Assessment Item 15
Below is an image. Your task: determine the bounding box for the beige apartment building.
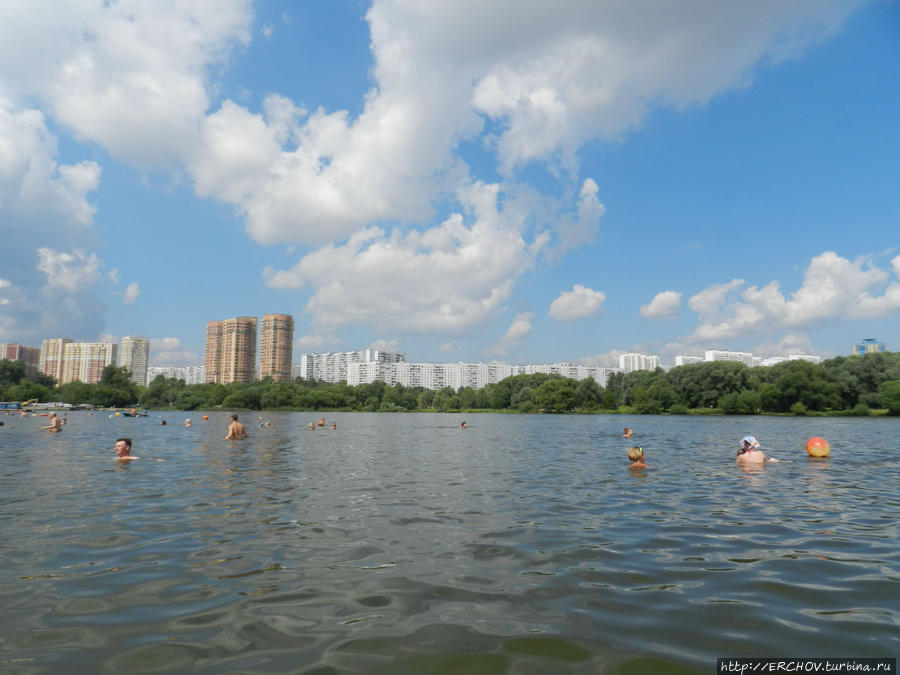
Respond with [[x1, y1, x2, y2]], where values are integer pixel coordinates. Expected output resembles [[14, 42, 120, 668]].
[[205, 316, 258, 384], [39, 338, 74, 383], [60, 342, 118, 385], [259, 314, 294, 382], [205, 321, 223, 384]]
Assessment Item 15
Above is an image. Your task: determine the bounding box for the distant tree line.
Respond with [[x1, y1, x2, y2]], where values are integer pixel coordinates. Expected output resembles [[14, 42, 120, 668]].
[[0, 363, 138, 408], [3, 351, 900, 415]]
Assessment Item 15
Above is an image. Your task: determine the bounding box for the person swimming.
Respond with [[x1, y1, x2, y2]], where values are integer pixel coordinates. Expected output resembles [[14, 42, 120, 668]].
[[623, 427, 633, 438], [627, 445, 647, 468], [736, 435, 779, 467]]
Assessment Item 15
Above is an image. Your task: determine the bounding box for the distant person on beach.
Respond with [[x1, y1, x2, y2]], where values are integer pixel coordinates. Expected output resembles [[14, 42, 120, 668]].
[[225, 413, 248, 440], [736, 435, 779, 467], [40, 412, 63, 433], [115, 437, 138, 461], [623, 427, 633, 438], [627, 446, 647, 469]]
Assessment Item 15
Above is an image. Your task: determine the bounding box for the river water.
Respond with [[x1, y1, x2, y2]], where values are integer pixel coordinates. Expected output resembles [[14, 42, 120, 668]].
[[1, 412, 897, 673]]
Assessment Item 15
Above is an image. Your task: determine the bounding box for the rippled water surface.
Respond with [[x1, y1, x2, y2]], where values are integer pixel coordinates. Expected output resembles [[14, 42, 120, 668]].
[[1, 412, 897, 673]]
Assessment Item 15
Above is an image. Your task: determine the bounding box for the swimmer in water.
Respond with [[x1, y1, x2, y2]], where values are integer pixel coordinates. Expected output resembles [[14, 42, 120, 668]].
[[40, 412, 63, 433], [225, 413, 248, 440], [736, 435, 779, 467], [115, 437, 138, 461], [627, 445, 647, 469], [623, 427, 633, 438]]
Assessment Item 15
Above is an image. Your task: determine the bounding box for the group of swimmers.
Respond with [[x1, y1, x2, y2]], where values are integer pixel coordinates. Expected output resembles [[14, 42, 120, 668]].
[[623, 428, 781, 470]]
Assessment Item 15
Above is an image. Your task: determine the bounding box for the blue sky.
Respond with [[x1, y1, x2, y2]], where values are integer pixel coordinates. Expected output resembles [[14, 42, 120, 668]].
[[1, 0, 898, 367]]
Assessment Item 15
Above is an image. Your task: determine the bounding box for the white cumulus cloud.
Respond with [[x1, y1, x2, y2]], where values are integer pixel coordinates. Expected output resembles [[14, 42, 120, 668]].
[[549, 284, 606, 321], [371, 338, 400, 352], [187, 0, 858, 245], [688, 251, 900, 342], [0, 0, 253, 168], [37, 248, 101, 292], [295, 334, 342, 351], [640, 290, 682, 319], [486, 312, 534, 356], [123, 282, 140, 306], [149, 337, 199, 366], [264, 181, 549, 336]]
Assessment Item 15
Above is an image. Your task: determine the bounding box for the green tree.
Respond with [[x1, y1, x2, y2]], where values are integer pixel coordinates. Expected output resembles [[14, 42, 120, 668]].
[[600, 387, 616, 410], [9, 381, 51, 403], [511, 385, 535, 410], [534, 379, 577, 413], [458, 387, 477, 410], [417, 389, 435, 409], [0, 359, 26, 387], [574, 377, 601, 409], [487, 382, 511, 409], [767, 361, 840, 412], [58, 380, 94, 405], [878, 380, 900, 415]]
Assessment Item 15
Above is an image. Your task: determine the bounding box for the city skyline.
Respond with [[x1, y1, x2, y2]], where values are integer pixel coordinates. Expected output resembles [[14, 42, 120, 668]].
[[5, 327, 889, 384], [1, 2, 898, 368]]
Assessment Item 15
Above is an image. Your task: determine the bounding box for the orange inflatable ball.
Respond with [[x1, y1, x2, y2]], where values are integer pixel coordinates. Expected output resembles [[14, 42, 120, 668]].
[[202, 415, 209, 420], [805, 437, 830, 458]]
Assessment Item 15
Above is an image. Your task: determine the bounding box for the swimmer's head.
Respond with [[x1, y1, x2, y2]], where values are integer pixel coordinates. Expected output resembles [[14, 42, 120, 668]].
[[740, 435, 759, 451], [627, 446, 644, 462]]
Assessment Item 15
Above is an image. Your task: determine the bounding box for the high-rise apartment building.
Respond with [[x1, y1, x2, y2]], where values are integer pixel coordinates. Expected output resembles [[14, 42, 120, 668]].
[[618, 353, 660, 374], [60, 342, 118, 385], [0, 343, 40, 377], [118, 336, 150, 386], [299, 349, 406, 383], [205, 321, 223, 384], [39, 338, 73, 383], [259, 314, 294, 382], [346, 360, 621, 390], [205, 316, 257, 384], [147, 365, 206, 385]]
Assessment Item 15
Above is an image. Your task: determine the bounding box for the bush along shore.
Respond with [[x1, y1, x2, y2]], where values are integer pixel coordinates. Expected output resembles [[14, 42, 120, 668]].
[[3, 351, 899, 416]]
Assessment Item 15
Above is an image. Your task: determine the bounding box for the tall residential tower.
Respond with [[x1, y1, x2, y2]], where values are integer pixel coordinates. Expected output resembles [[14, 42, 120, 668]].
[[119, 336, 150, 386], [39, 338, 73, 383], [259, 314, 294, 382], [205, 317, 257, 384]]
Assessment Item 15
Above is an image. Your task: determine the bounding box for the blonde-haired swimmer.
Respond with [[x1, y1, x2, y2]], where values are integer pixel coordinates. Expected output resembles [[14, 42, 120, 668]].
[[40, 412, 63, 433], [627, 445, 647, 468]]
